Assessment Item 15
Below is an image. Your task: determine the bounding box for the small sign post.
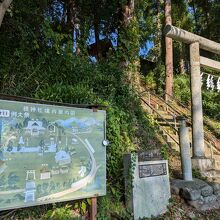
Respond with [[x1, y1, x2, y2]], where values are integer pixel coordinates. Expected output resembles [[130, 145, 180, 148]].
[[90, 197, 97, 220]]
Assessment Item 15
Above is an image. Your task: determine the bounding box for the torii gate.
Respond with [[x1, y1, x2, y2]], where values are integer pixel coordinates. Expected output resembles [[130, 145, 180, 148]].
[[164, 25, 220, 170]]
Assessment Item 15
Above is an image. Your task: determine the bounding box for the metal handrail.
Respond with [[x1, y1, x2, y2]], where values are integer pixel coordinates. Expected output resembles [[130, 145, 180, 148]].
[[140, 97, 179, 145], [140, 88, 219, 155], [163, 91, 191, 111], [162, 93, 219, 148], [140, 89, 190, 121], [161, 91, 219, 140], [140, 89, 217, 132]]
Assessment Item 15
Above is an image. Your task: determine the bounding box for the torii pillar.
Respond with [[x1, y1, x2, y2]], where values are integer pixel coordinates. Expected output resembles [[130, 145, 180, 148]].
[[190, 42, 205, 158]]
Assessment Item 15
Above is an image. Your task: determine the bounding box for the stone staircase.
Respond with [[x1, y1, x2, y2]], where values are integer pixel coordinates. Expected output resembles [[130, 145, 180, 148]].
[[139, 89, 220, 179]]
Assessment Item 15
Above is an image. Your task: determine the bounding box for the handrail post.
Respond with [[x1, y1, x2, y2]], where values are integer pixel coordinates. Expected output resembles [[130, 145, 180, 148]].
[[173, 114, 177, 135], [166, 102, 169, 112], [147, 92, 153, 114], [209, 142, 214, 159], [178, 116, 193, 181]]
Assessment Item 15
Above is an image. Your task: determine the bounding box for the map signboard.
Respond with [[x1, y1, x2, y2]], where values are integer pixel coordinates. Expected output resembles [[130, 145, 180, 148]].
[[0, 99, 106, 211]]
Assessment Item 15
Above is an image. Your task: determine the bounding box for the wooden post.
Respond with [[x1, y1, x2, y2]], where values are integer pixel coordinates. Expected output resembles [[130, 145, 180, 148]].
[[190, 42, 205, 158], [90, 197, 97, 220], [165, 0, 173, 101]]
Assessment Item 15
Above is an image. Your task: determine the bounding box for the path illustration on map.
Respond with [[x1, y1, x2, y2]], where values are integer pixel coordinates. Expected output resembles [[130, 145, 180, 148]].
[[0, 100, 106, 211]]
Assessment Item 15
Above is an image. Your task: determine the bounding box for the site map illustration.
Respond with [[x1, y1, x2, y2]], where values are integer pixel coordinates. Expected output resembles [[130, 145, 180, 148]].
[[0, 99, 106, 210]]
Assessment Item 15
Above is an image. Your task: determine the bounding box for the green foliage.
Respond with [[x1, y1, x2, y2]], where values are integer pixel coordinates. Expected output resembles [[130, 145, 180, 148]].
[[160, 145, 169, 160], [154, 64, 166, 94], [188, 0, 220, 41], [174, 74, 220, 120], [0, 7, 160, 217], [143, 63, 165, 93], [36, 83, 101, 104], [174, 75, 191, 105], [144, 71, 157, 90], [43, 204, 82, 220], [117, 18, 140, 64], [97, 196, 131, 220], [192, 169, 207, 181], [203, 91, 220, 120], [172, 0, 193, 31]]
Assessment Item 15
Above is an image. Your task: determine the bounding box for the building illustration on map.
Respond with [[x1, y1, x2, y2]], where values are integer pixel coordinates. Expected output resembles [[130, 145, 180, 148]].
[[24, 120, 46, 136], [0, 99, 106, 211]]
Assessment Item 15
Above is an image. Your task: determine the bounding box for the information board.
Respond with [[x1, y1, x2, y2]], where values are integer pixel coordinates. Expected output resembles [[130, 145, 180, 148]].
[[0, 99, 106, 211]]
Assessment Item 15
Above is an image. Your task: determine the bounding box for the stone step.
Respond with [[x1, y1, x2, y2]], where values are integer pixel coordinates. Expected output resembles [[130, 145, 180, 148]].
[[167, 141, 179, 151], [213, 155, 220, 170], [202, 170, 220, 178], [156, 111, 177, 117], [162, 134, 179, 143], [157, 122, 180, 128], [148, 103, 165, 111], [159, 127, 178, 136], [156, 109, 172, 114], [156, 116, 180, 122]]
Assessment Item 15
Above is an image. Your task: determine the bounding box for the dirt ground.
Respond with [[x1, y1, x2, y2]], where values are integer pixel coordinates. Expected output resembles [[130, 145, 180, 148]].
[[158, 151, 220, 220], [158, 194, 220, 220]]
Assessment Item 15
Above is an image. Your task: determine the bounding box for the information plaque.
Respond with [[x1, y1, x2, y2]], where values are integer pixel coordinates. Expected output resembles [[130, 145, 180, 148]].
[[139, 163, 167, 178], [0, 99, 106, 211]]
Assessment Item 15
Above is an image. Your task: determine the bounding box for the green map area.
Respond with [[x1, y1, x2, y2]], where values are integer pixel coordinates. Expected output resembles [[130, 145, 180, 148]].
[[0, 99, 106, 211]]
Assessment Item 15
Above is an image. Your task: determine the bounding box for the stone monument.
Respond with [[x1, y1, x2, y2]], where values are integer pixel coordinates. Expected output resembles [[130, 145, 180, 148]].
[[124, 150, 171, 219]]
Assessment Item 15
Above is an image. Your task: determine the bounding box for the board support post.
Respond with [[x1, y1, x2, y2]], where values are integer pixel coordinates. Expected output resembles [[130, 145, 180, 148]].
[[90, 197, 97, 220]]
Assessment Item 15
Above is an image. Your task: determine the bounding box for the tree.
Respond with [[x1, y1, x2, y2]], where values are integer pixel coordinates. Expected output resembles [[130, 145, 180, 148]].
[[172, 0, 192, 75], [188, 0, 220, 42], [165, 0, 173, 100], [0, 0, 12, 27]]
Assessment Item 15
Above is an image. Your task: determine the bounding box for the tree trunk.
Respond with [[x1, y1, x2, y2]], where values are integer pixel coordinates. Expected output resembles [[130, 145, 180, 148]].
[[165, 0, 173, 101], [191, 0, 199, 33], [0, 0, 12, 27], [66, 0, 74, 30], [121, 0, 134, 27], [119, 0, 142, 91], [155, 0, 162, 62], [204, 0, 210, 38], [94, 16, 100, 60], [179, 43, 186, 74]]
